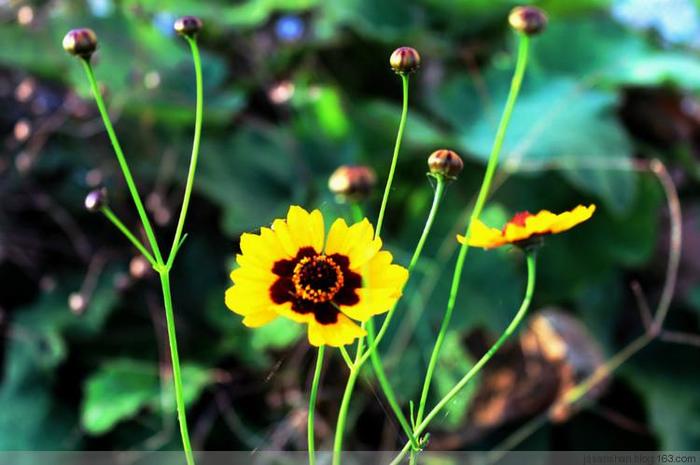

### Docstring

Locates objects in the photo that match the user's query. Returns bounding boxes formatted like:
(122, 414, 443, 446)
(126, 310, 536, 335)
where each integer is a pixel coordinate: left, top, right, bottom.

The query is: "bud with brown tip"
(62, 28, 98, 59)
(428, 149, 464, 181)
(328, 165, 377, 202)
(389, 47, 421, 75)
(174, 16, 203, 37)
(84, 188, 108, 212)
(508, 6, 548, 36)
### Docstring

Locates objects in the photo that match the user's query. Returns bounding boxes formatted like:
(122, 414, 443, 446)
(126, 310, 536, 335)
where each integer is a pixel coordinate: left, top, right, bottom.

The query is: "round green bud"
(508, 6, 548, 36)
(389, 46, 421, 74)
(428, 149, 464, 180)
(84, 188, 108, 212)
(174, 16, 203, 37)
(62, 28, 98, 59)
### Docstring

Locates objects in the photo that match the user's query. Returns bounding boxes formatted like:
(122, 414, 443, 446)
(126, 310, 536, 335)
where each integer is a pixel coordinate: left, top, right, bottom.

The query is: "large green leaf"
(462, 77, 635, 213)
(82, 359, 212, 435)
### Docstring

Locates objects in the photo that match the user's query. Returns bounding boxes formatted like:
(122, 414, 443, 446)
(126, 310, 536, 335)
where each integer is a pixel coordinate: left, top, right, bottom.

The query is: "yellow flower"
(458, 204, 596, 249)
(225, 206, 409, 347)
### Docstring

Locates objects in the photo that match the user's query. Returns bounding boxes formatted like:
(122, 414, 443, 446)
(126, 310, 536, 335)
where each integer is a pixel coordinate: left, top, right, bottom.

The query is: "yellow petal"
(460, 219, 506, 249)
(307, 314, 366, 347)
(326, 217, 382, 270)
(338, 251, 408, 321)
(270, 207, 325, 257)
(272, 302, 315, 324)
(550, 204, 596, 233)
(242, 310, 278, 327)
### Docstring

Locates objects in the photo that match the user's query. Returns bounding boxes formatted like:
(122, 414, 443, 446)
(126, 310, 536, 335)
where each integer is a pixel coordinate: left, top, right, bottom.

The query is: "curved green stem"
(332, 362, 361, 465)
(363, 177, 447, 448)
(414, 33, 530, 427)
(393, 252, 537, 465)
(101, 206, 156, 266)
(308, 345, 325, 465)
(80, 59, 163, 265)
(167, 37, 204, 269)
(159, 272, 195, 465)
(375, 73, 409, 238)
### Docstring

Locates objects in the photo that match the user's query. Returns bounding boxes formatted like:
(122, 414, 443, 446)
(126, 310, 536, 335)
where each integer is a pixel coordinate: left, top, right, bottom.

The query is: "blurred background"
(1, 0, 700, 454)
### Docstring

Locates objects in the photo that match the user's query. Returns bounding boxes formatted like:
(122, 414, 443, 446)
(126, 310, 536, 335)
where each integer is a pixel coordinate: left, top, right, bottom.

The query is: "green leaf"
(462, 77, 636, 213)
(82, 359, 212, 435)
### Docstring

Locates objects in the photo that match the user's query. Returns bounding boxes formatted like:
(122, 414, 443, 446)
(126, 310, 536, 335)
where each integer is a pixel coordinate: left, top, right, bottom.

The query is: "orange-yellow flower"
(458, 204, 596, 249)
(225, 206, 409, 347)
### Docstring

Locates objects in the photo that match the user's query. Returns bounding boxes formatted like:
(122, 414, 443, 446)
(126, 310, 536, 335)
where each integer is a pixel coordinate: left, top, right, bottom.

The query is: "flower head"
(225, 206, 408, 347)
(459, 204, 596, 250)
(62, 28, 98, 59)
(390, 46, 421, 74)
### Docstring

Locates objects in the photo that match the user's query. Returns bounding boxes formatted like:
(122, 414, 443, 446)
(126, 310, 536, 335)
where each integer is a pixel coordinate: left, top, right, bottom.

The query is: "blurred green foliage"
(1, 0, 700, 453)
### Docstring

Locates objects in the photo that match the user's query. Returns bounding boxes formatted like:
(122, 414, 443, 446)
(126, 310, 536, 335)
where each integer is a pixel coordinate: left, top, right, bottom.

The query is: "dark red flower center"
(269, 247, 362, 325)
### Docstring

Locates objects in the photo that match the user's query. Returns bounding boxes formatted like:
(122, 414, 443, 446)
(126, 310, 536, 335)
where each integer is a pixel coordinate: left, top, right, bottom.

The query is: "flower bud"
(62, 28, 98, 59)
(174, 16, 203, 37)
(428, 149, 464, 180)
(328, 165, 377, 202)
(508, 6, 548, 36)
(84, 188, 108, 212)
(389, 46, 420, 74)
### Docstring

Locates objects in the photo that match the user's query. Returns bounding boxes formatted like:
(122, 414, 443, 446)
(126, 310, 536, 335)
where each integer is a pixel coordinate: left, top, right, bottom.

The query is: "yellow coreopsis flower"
(225, 206, 409, 347)
(459, 204, 596, 249)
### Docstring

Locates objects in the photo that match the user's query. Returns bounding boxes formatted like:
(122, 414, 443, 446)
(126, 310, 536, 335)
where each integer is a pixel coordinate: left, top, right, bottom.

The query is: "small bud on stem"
(84, 188, 108, 212)
(390, 46, 421, 74)
(62, 28, 98, 59)
(174, 16, 203, 37)
(508, 6, 548, 36)
(428, 149, 464, 181)
(328, 165, 377, 202)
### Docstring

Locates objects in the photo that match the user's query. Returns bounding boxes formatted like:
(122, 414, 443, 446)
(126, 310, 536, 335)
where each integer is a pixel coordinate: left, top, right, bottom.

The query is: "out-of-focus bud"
(129, 256, 153, 279)
(174, 16, 203, 37)
(62, 28, 98, 59)
(328, 165, 377, 202)
(68, 292, 87, 315)
(508, 6, 548, 36)
(428, 149, 464, 181)
(389, 46, 421, 74)
(84, 188, 108, 212)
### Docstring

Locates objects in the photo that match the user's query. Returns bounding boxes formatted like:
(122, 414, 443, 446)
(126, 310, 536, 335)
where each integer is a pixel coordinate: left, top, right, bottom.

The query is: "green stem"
(167, 37, 204, 269)
(332, 365, 361, 465)
(363, 177, 446, 448)
(414, 33, 530, 427)
(375, 73, 409, 238)
(101, 206, 156, 266)
(308, 345, 325, 465)
(80, 59, 163, 265)
(159, 272, 195, 465)
(392, 252, 537, 465)
(338, 346, 353, 369)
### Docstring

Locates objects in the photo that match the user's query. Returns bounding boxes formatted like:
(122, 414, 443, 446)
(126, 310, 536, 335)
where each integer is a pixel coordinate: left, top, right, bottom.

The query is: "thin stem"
(375, 73, 409, 238)
(80, 59, 163, 265)
(308, 345, 325, 465)
(159, 272, 195, 465)
(332, 365, 361, 465)
(415, 33, 530, 426)
(357, 177, 447, 368)
(391, 252, 537, 465)
(365, 320, 418, 448)
(101, 206, 156, 266)
(167, 37, 204, 269)
(338, 346, 353, 369)
(361, 177, 447, 449)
